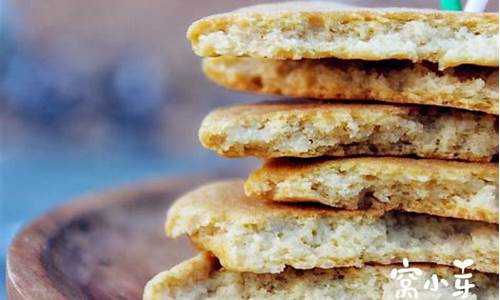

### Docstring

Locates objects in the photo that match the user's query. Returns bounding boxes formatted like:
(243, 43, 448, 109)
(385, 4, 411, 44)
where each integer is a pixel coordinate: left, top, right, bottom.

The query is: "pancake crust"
(188, 2, 499, 69)
(144, 252, 499, 300)
(199, 101, 499, 162)
(245, 157, 499, 223)
(203, 57, 499, 114)
(166, 180, 499, 274)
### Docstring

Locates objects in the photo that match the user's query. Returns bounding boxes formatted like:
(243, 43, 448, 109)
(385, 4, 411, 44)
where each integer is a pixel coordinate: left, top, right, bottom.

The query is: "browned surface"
(6, 175, 223, 300)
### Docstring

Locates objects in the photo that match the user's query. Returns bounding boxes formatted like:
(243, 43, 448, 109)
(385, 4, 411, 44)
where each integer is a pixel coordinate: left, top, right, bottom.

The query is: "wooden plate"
(6, 174, 225, 300)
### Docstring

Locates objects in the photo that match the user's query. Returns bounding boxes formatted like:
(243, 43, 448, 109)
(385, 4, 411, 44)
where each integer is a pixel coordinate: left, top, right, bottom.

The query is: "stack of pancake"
(144, 2, 499, 299)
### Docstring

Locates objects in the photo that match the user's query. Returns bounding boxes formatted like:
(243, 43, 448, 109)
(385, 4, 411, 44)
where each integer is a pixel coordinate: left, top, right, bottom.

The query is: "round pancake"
(245, 157, 499, 223)
(203, 57, 499, 114)
(188, 1, 499, 69)
(199, 101, 499, 162)
(144, 252, 499, 300)
(166, 180, 499, 274)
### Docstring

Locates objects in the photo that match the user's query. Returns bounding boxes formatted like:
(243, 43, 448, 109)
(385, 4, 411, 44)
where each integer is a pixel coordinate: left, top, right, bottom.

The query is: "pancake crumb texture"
(144, 253, 499, 300)
(203, 57, 499, 114)
(245, 158, 499, 223)
(199, 103, 499, 161)
(166, 181, 499, 274)
(188, 2, 499, 68)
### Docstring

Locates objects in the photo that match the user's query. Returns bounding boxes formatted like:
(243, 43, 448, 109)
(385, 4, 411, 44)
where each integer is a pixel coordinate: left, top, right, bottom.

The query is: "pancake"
(187, 1, 499, 69)
(199, 101, 499, 162)
(166, 180, 499, 274)
(245, 157, 499, 223)
(203, 57, 499, 114)
(144, 252, 499, 300)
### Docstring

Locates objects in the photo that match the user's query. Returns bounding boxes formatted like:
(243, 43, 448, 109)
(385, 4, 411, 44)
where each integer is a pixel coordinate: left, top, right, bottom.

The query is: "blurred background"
(0, 0, 498, 298)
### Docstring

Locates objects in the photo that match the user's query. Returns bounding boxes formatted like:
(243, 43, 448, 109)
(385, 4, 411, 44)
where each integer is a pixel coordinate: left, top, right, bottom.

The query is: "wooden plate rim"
(6, 174, 205, 300)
